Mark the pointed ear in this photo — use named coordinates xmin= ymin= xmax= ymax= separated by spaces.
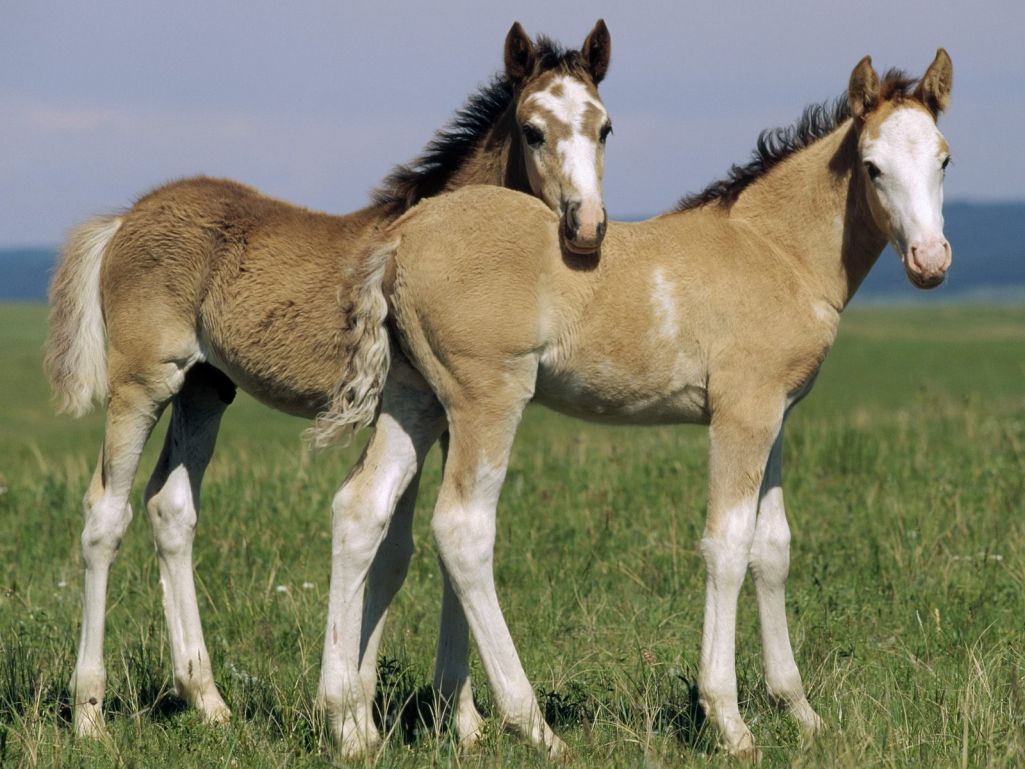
xmin=581 ymin=19 xmax=611 ymax=85
xmin=848 ymin=55 xmax=880 ymax=120
xmin=915 ymin=48 xmax=953 ymax=116
xmin=504 ymin=22 xmax=536 ymax=86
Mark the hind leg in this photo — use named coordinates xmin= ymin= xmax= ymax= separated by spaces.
xmin=432 ymin=432 xmax=485 ymax=744
xmin=356 ymin=432 xmax=488 ymax=747
xmin=350 ymin=467 xmax=421 ymax=723
xmin=435 ymin=557 xmax=486 ymax=744
xmin=319 ymin=358 xmax=446 ymax=757
xmin=71 ymin=370 xmax=178 ymax=738
xmin=143 ymin=363 xmax=234 ymax=723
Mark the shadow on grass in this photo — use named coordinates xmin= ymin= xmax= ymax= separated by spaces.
xmin=375 ymin=657 xmax=441 ymax=746
xmin=371 ymin=657 xmax=716 ymax=754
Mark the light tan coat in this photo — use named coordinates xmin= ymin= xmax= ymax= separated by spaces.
xmin=333 ymin=50 xmax=954 ymax=758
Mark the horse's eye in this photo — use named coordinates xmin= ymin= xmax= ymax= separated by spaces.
xmin=864 ymin=161 xmax=882 ymax=181
xmin=599 ymin=122 xmax=613 ymax=144
xmin=522 ymin=124 xmax=545 ymax=148
xmin=941 ymin=156 xmax=951 ymax=171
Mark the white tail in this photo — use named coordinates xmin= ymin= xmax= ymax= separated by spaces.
xmin=44 ymin=216 xmax=122 ymax=416
xmin=306 ymin=236 xmax=399 ymax=448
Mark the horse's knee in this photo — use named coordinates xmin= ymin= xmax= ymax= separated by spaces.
xmin=700 ymin=519 xmax=755 ymax=589
xmin=749 ymin=495 xmax=791 ymax=584
xmin=146 ymin=466 xmax=197 ymax=557
xmin=81 ymin=496 xmax=133 ymax=565
xmin=749 ymin=534 xmax=790 ymax=584
xmin=432 ymin=505 xmax=495 ymax=584
xmin=331 ymin=478 xmax=401 ymax=563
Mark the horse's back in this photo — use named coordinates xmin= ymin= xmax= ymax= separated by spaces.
xmin=102 ymin=176 xmax=385 ymax=416
xmin=103 ymin=176 xmax=314 ymax=317
xmin=98 ymin=177 xmax=269 ymax=375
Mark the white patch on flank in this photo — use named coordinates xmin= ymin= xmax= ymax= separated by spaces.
xmin=650 ymin=268 xmax=679 ymax=340
xmin=861 ymin=106 xmax=947 ymax=255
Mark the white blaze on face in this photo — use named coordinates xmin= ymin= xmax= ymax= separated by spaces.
xmin=861 ymin=106 xmax=948 ymax=259
xmin=524 ymin=76 xmax=607 ymax=231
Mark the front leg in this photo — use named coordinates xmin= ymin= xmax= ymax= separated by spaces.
xmin=698 ymin=402 xmax=783 ymax=758
xmin=748 ymin=425 xmax=822 ymax=736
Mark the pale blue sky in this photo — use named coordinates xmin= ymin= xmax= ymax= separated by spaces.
xmin=2 ymin=0 xmax=1022 ymax=245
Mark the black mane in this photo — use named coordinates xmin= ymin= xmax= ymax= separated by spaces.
xmin=675 ymin=69 xmax=916 ymax=212
xmin=373 ymin=37 xmax=587 ymax=216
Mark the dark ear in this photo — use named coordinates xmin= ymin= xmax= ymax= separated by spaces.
xmin=581 ymin=19 xmax=611 ymax=84
xmin=848 ymin=55 xmax=880 ymax=120
xmin=504 ymin=21 xmax=536 ymax=86
xmin=915 ymin=48 xmax=953 ymax=116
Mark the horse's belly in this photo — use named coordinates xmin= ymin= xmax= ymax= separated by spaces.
xmin=196 ymin=282 xmax=346 ymax=418
xmin=536 ymin=358 xmax=709 ymax=425
xmin=194 ymin=244 xmax=364 ymax=419
xmin=196 ymin=333 xmax=336 ymax=419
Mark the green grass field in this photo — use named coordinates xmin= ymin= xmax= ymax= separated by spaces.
xmin=2 ymin=302 xmax=1024 ymax=768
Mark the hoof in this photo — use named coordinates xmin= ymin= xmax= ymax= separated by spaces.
xmin=791 ymin=699 xmax=824 ymax=739
xmin=336 ymin=736 xmax=381 ymax=761
xmin=74 ymin=706 xmax=111 ymax=743
xmin=335 ymin=719 xmax=382 ymax=761
xmin=800 ymin=712 xmax=824 ymax=739
xmin=200 ymin=699 xmax=232 ymax=725
xmin=182 ymin=683 xmax=232 ymax=725
xmin=547 ymin=734 xmax=571 ymax=762
xmin=454 ymin=706 xmax=486 ymax=749
xmin=726 ymin=729 xmax=760 ymax=762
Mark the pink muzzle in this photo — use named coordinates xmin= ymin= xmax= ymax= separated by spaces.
xmin=904 ymin=237 xmax=952 ymax=289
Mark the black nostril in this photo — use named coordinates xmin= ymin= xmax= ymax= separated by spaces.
xmin=564 ymin=201 xmax=580 ymax=239
xmin=567 ymin=201 xmax=581 ymax=228
xmin=596 ymin=207 xmax=608 ymax=240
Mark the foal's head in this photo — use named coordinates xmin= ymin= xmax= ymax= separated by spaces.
xmin=506 ymin=20 xmax=612 ymax=253
xmin=849 ymin=50 xmax=954 ymax=288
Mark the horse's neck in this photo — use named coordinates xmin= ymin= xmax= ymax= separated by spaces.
xmin=445 ymin=108 xmax=530 ymax=194
xmin=729 ymin=123 xmax=888 ymax=310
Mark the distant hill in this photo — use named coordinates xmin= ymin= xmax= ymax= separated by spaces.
xmin=2 ymin=201 xmax=1022 ymax=303
xmin=0 ymin=247 xmax=56 ymax=301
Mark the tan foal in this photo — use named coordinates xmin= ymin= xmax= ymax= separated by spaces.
xmin=321 ymin=49 xmax=953 ymax=758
